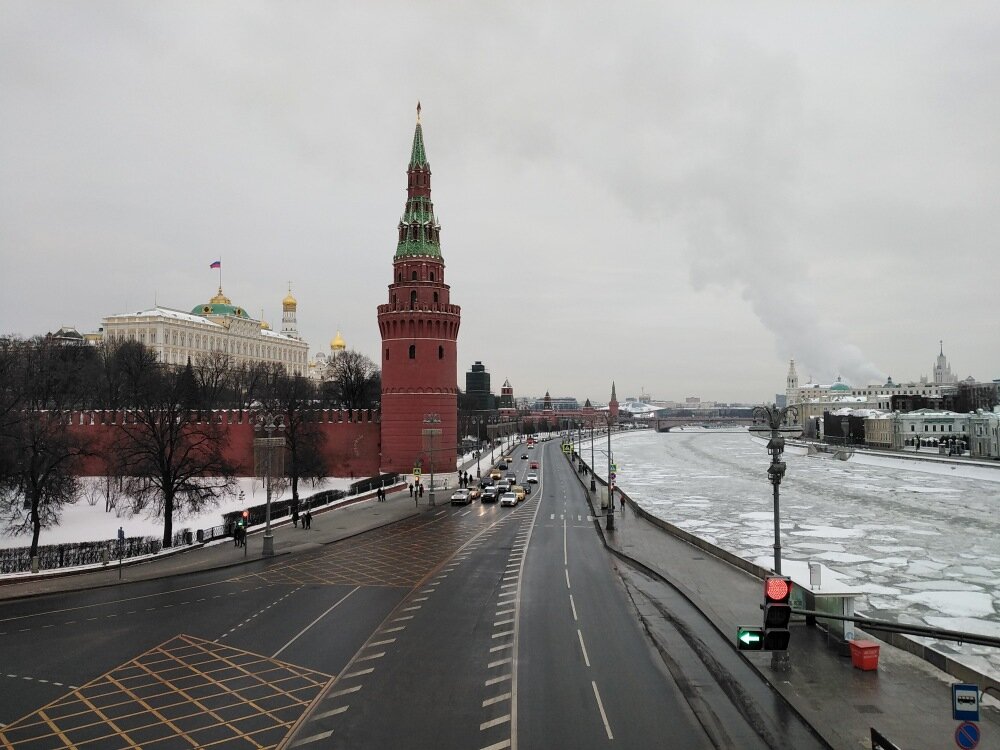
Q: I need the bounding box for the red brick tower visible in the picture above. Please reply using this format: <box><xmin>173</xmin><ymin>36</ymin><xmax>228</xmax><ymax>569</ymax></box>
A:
<box><xmin>377</xmin><ymin>105</ymin><xmax>461</xmax><ymax>475</ymax></box>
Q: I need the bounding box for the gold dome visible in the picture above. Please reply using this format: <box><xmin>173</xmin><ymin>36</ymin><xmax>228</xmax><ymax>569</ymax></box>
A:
<box><xmin>260</xmin><ymin>319</ymin><xmax>271</xmax><ymax>331</ymax></box>
<box><xmin>282</xmin><ymin>285</ymin><xmax>297</xmax><ymax>311</ymax></box>
<box><xmin>330</xmin><ymin>331</ymin><xmax>346</xmax><ymax>351</ymax></box>
<box><xmin>210</xmin><ymin>286</ymin><xmax>232</xmax><ymax>305</ymax></box>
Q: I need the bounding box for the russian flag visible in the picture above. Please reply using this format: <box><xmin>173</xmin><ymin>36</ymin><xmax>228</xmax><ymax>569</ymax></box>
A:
<box><xmin>209</xmin><ymin>261</ymin><xmax>221</xmax><ymax>269</ymax></box>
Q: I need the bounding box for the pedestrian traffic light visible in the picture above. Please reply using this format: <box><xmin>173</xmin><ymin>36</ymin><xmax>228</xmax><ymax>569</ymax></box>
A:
<box><xmin>762</xmin><ymin>575</ymin><xmax>792</xmax><ymax>650</ymax></box>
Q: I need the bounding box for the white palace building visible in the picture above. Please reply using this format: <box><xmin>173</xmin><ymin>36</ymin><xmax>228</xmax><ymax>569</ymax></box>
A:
<box><xmin>100</xmin><ymin>286</ymin><xmax>309</xmax><ymax>375</ymax></box>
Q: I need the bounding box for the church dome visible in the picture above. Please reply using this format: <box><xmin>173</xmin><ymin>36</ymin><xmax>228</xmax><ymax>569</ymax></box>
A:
<box><xmin>260</xmin><ymin>319</ymin><xmax>271</xmax><ymax>331</ymax></box>
<box><xmin>330</xmin><ymin>331</ymin><xmax>346</xmax><ymax>351</ymax></box>
<box><xmin>830</xmin><ymin>382</ymin><xmax>851</xmax><ymax>391</ymax></box>
<box><xmin>282</xmin><ymin>289</ymin><xmax>297</xmax><ymax>311</ymax></box>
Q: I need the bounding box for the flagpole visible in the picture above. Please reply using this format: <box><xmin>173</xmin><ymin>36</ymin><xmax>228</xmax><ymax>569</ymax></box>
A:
<box><xmin>218</xmin><ymin>257</ymin><xmax>222</xmax><ymax>289</ymax></box>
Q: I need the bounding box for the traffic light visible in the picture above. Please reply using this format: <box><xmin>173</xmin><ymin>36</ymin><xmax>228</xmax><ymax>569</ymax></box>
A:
<box><xmin>762</xmin><ymin>576</ymin><xmax>792</xmax><ymax>650</ymax></box>
<box><xmin>241</xmin><ymin>510</ymin><xmax>249</xmax><ymax>527</ymax></box>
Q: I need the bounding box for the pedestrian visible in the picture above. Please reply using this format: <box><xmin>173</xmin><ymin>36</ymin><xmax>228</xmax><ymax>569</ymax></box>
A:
<box><xmin>239</xmin><ymin>525</ymin><xmax>246</xmax><ymax>547</ymax></box>
<box><xmin>409</xmin><ymin>483</ymin><xmax>414</xmax><ymax>498</ymax></box>
<box><xmin>304</xmin><ymin>508</ymin><xmax>312</xmax><ymax>529</ymax></box>
<box><xmin>234</xmin><ymin>525</ymin><xmax>240</xmax><ymax>547</ymax></box>
<box><xmin>418</xmin><ymin>483</ymin><xmax>424</xmax><ymax>498</ymax></box>
<box><xmin>618</xmin><ymin>492</ymin><xmax>625</xmax><ymax>513</ymax></box>
<box><xmin>292</xmin><ymin>505</ymin><xmax>299</xmax><ymax>528</ymax></box>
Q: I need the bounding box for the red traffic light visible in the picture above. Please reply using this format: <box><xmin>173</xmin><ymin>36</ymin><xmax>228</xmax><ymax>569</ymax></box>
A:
<box><xmin>765</xmin><ymin>576</ymin><xmax>791</xmax><ymax>602</ymax></box>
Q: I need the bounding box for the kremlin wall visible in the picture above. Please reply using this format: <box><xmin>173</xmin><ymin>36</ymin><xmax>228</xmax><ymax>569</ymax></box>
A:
<box><xmin>63</xmin><ymin>409</ymin><xmax>381</xmax><ymax>479</ymax></box>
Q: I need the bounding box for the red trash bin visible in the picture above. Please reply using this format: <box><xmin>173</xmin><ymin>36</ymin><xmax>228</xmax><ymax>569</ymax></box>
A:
<box><xmin>849</xmin><ymin>640</ymin><xmax>880</xmax><ymax>671</ymax></box>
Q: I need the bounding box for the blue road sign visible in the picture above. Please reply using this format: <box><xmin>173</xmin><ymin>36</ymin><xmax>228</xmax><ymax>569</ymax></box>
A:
<box><xmin>955</xmin><ymin>721</ymin><xmax>980</xmax><ymax>750</ymax></box>
<box><xmin>953</xmin><ymin>683</ymin><xmax>980</xmax><ymax>722</ymax></box>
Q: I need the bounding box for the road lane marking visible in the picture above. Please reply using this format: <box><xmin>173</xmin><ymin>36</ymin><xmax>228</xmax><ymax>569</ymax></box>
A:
<box><xmin>312</xmin><ymin>705</ymin><xmax>349</xmax><ymax>720</ymax></box>
<box><xmin>494</xmin><ymin>618</ymin><xmax>514</xmax><ymax>626</ymax></box>
<box><xmin>492</xmin><ymin>630</ymin><xmax>514</xmax><ymax>639</ymax></box>
<box><xmin>355</xmin><ymin>652</ymin><xmax>385</xmax><ymax>662</ymax></box>
<box><xmin>392</xmin><ymin>615</ymin><xmax>414</xmax><ymax>621</ymax></box>
<box><xmin>483</xmin><ymin>692</ymin><xmax>511</xmax><ymax>707</ymax></box>
<box><xmin>485</xmin><ymin>674</ymin><xmax>512</xmax><ymax>686</ymax></box>
<box><xmin>490</xmin><ymin>644</ymin><xmax>512</xmax><ymax>653</ymax></box>
<box><xmin>480</xmin><ymin>714</ymin><xmax>511</xmax><ymax>730</ymax></box>
<box><xmin>402</xmin><ymin>605</ymin><xmax>421</xmax><ymax>612</ymax></box>
<box><xmin>577</xmin><ymin>630</ymin><xmax>591</xmax><ymax>667</ymax></box>
<box><xmin>326</xmin><ymin>685</ymin><xmax>362</xmax><ymax>699</ymax></box>
<box><xmin>592</xmin><ymin>681</ymin><xmax>614</xmax><ymax>739</ymax></box>
<box><xmin>496</xmin><ymin>608</ymin><xmax>514</xmax><ymax>616</ymax></box>
<box><xmin>341</xmin><ymin>667</ymin><xmax>374</xmax><ymax>679</ymax></box>
<box><xmin>570</xmin><ymin>594</ymin><xmax>578</xmax><ymax>621</ymax></box>
<box><xmin>272</xmin><ymin>586</ymin><xmax>358</xmax><ymax>658</ymax></box>
<box><xmin>489</xmin><ymin>657</ymin><xmax>512</xmax><ymax>668</ymax></box>
<box><xmin>500</xmin><ymin>583</ymin><xmax>517</xmax><ymax>590</ymax></box>
<box><xmin>564</xmin><ymin>517</ymin><xmax>568</xmax><ymax>565</ymax></box>
<box><xmin>481</xmin><ymin>740</ymin><xmax>511</xmax><ymax>750</ymax></box>
<box><xmin>290</xmin><ymin>730</ymin><xmax>334</xmax><ymax>747</ymax></box>
<box><xmin>382</xmin><ymin>626</ymin><xmax>405</xmax><ymax>633</ymax></box>
<box><xmin>565</xmin><ymin>569</ymin><xmax>571</xmax><ymax>589</ymax></box>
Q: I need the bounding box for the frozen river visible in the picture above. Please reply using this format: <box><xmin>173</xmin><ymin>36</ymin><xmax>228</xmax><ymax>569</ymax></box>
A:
<box><xmin>601</xmin><ymin>428</ymin><xmax>1000</xmax><ymax>681</ymax></box>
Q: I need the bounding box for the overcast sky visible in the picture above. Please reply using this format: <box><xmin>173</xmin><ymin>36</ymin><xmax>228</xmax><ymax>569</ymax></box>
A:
<box><xmin>2</xmin><ymin>2</ymin><xmax>998</xmax><ymax>404</ymax></box>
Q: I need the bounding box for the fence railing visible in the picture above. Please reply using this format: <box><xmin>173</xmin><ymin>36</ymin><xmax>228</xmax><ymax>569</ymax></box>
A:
<box><xmin>1</xmin><ymin>473</ymin><xmax>404</xmax><ymax>575</ymax></box>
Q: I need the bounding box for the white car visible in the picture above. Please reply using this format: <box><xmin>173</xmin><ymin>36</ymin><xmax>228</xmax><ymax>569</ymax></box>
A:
<box><xmin>450</xmin><ymin>489</ymin><xmax>471</xmax><ymax>505</ymax></box>
<box><xmin>500</xmin><ymin>492</ymin><xmax>518</xmax><ymax>507</ymax></box>
<box><xmin>526</xmin><ymin>472</ymin><xmax>539</xmax><ymax>484</ymax></box>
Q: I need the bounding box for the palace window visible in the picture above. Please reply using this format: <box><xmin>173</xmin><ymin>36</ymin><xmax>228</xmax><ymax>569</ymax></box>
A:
<box><xmin>438</xmin><ymin>345</ymin><xmax>444</xmax><ymax>360</ymax></box>
<box><xmin>409</xmin><ymin>345</ymin><xmax>415</xmax><ymax>359</ymax></box>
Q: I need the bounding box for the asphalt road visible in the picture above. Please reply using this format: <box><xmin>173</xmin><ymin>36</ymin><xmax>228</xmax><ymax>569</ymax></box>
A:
<box><xmin>0</xmin><ymin>438</ymin><xmax>822</xmax><ymax>749</ymax></box>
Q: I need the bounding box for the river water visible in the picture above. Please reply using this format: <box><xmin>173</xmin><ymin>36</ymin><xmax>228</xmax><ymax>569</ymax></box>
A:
<box><xmin>601</xmin><ymin>428</ymin><xmax>1000</xmax><ymax>680</ymax></box>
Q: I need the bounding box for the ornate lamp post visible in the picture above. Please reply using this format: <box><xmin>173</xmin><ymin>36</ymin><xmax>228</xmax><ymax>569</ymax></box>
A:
<box><xmin>590</xmin><ymin>417</ymin><xmax>597</xmax><ymax>491</ymax></box>
<box><xmin>254</xmin><ymin>412</ymin><xmax>285</xmax><ymax>557</ymax></box>
<box><xmin>422</xmin><ymin>413</ymin><xmax>441</xmax><ymax>506</ymax></box>
<box><xmin>751</xmin><ymin>403</ymin><xmax>798</xmax><ymax>576</ymax></box>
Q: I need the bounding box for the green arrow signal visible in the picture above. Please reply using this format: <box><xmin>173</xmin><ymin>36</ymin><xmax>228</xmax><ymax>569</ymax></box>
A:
<box><xmin>736</xmin><ymin>626</ymin><xmax>764</xmax><ymax>651</ymax></box>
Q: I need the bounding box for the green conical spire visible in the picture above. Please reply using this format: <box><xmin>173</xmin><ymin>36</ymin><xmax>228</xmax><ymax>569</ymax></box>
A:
<box><xmin>410</xmin><ymin>102</ymin><xmax>428</xmax><ymax>168</ymax></box>
<box><xmin>395</xmin><ymin>102</ymin><xmax>441</xmax><ymax>259</ymax></box>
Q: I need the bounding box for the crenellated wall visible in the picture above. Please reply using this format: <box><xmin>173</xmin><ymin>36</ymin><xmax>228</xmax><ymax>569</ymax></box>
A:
<box><xmin>62</xmin><ymin>409</ymin><xmax>382</xmax><ymax>478</ymax></box>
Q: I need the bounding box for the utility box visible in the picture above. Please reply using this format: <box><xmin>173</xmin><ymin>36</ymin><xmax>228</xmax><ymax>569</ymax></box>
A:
<box><xmin>849</xmin><ymin>640</ymin><xmax>880</xmax><ymax>671</ymax></box>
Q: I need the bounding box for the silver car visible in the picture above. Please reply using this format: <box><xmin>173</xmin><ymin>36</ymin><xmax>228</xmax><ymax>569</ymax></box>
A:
<box><xmin>500</xmin><ymin>492</ymin><xmax>518</xmax><ymax>507</ymax></box>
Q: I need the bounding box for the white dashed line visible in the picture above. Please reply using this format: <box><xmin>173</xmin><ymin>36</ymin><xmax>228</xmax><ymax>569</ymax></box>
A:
<box><xmin>488</xmin><ymin>657</ymin><xmax>512</xmax><ymax>669</ymax></box>
<box><xmin>592</xmin><ymin>681</ymin><xmax>614</xmax><ymax>739</ymax></box>
<box><xmin>482</xmin><ymin>692</ymin><xmax>511</xmax><ymax>707</ymax></box>
<box><xmin>577</xmin><ymin>630</ymin><xmax>591</xmax><ymax>667</ymax></box>
<box><xmin>341</xmin><ymin>668</ymin><xmax>375</xmax><ymax>680</ymax></box>
<box><xmin>312</xmin><ymin>705</ymin><xmax>349</xmax><ymax>720</ymax></box>
<box><xmin>570</xmin><ymin>594</ymin><xmax>578</xmax><ymax>621</ymax></box>
<box><xmin>492</xmin><ymin>630</ymin><xmax>514</xmax><ymax>639</ymax></box>
<box><xmin>480</xmin><ymin>714</ymin><xmax>511</xmax><ymax>730</ymax></box>
<box><xmin>367</xmin><ymin>638</ymin><xmax>396</xmax><ymax>647</ymax></box>
<box><xmin>289</xmin><ymin>730</ymin><xmax>334</xmax><ymax>747</ymax></box>
<box><xmin>326</xmin><ymin>685</ymin><xmax>362</xmax><ymax>699</ymax></box>
<box><xmin>485</xmin><ymin>674</ymin><xmax>512</xmax><ymax>686</ymax></box>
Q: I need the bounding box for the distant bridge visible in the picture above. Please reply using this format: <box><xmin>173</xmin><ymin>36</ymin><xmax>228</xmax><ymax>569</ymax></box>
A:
<box><xmin>654</xmin><ymin>416</ymin><xmax>755</xmax><ymax>432</ymax></box>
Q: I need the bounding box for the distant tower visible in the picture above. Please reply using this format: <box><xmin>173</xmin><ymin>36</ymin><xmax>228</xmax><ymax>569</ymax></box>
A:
<box><xmin>377</xmin><ymin>104</ymin><xmax>461</xmax><ymax>473</ymax></box>
<box><xmin>330</xmin><ymin>331</ymin><xmax>346</xmax><ymax>360</ymax></box>
<box><xmin>932</xmin><ymin>341</ymin><xmax>956</xmax><ymax>384</ymax></box>
<box><xmin>281</xmin><ymin>285</ymin><xmax>299</xmax><ymax>338</ymax></box>
<box><xmin>786</xmin><ymin>359</ymin><xmax>799</xmax><ymax>405</ymax></box>
<box><xmin>609</xmin><ymin>381</ymin><xmax>619</xmax><ymax>422</ymax></box>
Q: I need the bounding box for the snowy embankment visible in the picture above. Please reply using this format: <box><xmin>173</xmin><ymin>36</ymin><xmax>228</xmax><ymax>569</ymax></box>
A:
<box><xmin>0</xmin><ymin>442</ymin><xmax>512</xmax><ymax>551</ymax></box>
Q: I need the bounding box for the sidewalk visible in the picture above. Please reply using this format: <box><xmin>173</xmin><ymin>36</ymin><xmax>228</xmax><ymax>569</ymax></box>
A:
<box><xmin>591</xmin><ymin>486</ymin><xmax>1000</xmax><ymax>749</ymax></box>
<box><xmin>0</xmin><ymin>484</ymin><xmax>425</xmax><ymax>602</ymax></box>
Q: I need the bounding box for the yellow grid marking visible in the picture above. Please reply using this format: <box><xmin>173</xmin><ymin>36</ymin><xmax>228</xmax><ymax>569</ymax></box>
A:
<box><xmin>0</xmin><ymin>635</ymin><xmax>331</xmax><ymax>750</ymax></box>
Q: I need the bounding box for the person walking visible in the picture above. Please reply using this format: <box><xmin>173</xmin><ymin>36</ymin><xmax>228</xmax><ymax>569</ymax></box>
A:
<box><xmin>408</xmin><ymin>483</ymin><xmax>414</xmax><ymax>499</ymax></box>
<box><xmin>418</xmin><ymin>483</ymin><xmax>424</xmax><ymax>499</ymax></box>
<box><xmin>292</xmin><ymin>505</ymin><xmax>299</xmax><ymax>528</ymax></box>
<box><xmin>304</xmin><ymin>508</ymin><xmax>312</xmax><ymax>529</ymax></box>
<box><xmin>618</xmin><ymin>492</ymin><xmax>625</xmax><ymax>513</ymax></box>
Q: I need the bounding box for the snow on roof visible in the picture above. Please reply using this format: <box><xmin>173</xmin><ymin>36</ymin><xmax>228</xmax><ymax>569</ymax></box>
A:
<box><xmin>105</xmin><ymin>306</ymin><xmax>222</xmax><ymax>327</ymax></box>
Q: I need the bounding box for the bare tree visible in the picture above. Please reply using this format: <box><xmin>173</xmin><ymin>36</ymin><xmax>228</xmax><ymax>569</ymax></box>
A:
<box><xmin>262</xmin><ymin>373</ymin><xmax>327</xmax><ymax>508</ymax></box>
<box><xmin>0</xmin><ymin>337</ymin><xmax>89</xmax><ymax>559</ymax></box>
<box><xmin>323</xmin><ymin>350</ymin><xmax>380</xmax><ymax>410</ymax></box>
<box><xmin>194</xmin><ymin>351</ymin><xmax>234</xmax><ymax>408</ymax></box>
<box><xmin>114</xmin><ymin>348</ymin><xmax>237</xmax><ymax>548</ymax></box>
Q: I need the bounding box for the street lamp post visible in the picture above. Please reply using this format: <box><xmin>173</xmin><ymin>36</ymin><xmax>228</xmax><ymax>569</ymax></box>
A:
<box><xmin>590</xmin><ymin>419</ymin><xmax>596</xmax><ymax>491</ymax></box>
<box><xmin>751</xmin><ymin>403</ymin><xmax>797</xmax><ymax>576</ymax></box>
<box><xmin>423</xmin><ymin>413</ymin><xmax>441</xmax><ymax>506</ymax></box>
<box><xmin>606</xmin><ymin>416</ymin><xmax>615</xmax><ymax>531</ymax></box>
<box><xmin>254</xmin><ymin>412</ymin><xmax>285</xmax><ymax>558</ymax></box>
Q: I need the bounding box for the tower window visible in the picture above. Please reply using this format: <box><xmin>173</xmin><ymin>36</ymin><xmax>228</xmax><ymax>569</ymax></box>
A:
<box><xmin>409</xmin><ymin>345</ymin><xmax>416</xmax><ymax>359</ymax></box>
<box><xmin>412</xmin><ymin>271</ymin><xmax>418</xmax><ymax>280</ymax></box>
<box><xmin>438</xmin><ymin>345</ymin><xmax>444</xmax><ymax>360</ymax></box>
<box><xmin>429</xmin><ymin>271</ymin><xmax>435</xmax><ymax>282</ymax></box>
<box><xmin>386</xmin><ymin>348</ymin><xmax>389</xmax><ymax>360</ymax></box>
<box><xmin>433</xmin><ymin>292</ymin><xmax>438</xmax><ymax>303</ymax></box>
<box><xmin>410</xmin><ymin>290</ymin><xmax>417</xmax><ymax>308</ymax></box>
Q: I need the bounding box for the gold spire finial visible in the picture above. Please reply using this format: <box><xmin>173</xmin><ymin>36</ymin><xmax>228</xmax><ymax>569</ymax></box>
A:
<box><xmin>416</xmin><ymin>101</ymin><xmax>422</xmax><ymax>124</ymax></box>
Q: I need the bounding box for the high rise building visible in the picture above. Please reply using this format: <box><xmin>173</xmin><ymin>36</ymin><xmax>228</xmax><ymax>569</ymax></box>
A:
<box><xmin>377</xmin><ymin>105</ymin><xmax>461</xmax><ymax>473</ymax></box>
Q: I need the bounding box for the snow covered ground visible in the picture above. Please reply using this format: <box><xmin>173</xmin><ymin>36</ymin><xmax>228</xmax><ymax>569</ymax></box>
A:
<box><xmin>0</xmin><ymin>444</ymin><xmax>508</xmax><ymax>549</ymax></box>
<box><xmin>597</xmin><ymin>429</ymin><xmax>1000</xmax><ymax>681</ymax></box>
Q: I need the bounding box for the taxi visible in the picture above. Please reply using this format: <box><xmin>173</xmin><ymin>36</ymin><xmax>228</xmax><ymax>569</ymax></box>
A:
<box><xmin>490</xmin><ymin>467</ymin><xmax>502</xmax><ymax>480</ymax></box>
<box><xmin>512</xmin><ymin>485</ymin><xmax>526</xmax><ymax>502</ymax></box>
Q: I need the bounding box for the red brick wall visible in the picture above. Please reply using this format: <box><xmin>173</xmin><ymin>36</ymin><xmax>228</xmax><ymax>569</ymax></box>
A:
<box><xmin>64</xmin><ymin>410</ymin><xmax>382</xmax><ymax>478</ymax></box>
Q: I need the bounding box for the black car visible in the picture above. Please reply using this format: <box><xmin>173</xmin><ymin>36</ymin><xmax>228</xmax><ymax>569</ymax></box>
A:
<box><xmin>482</xmin><ymin>487</ymin><xmax>499</xmax><ymax>503</ymax></box>
<box><xmin>497</xmin><ymin>462</ymin><xmax>508</xmax><ymax>470</ymax></box>
<box><xmin>520</xmin><ymin>454</ymin><xmax>528</xmax><ymax>460</ymax></box>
